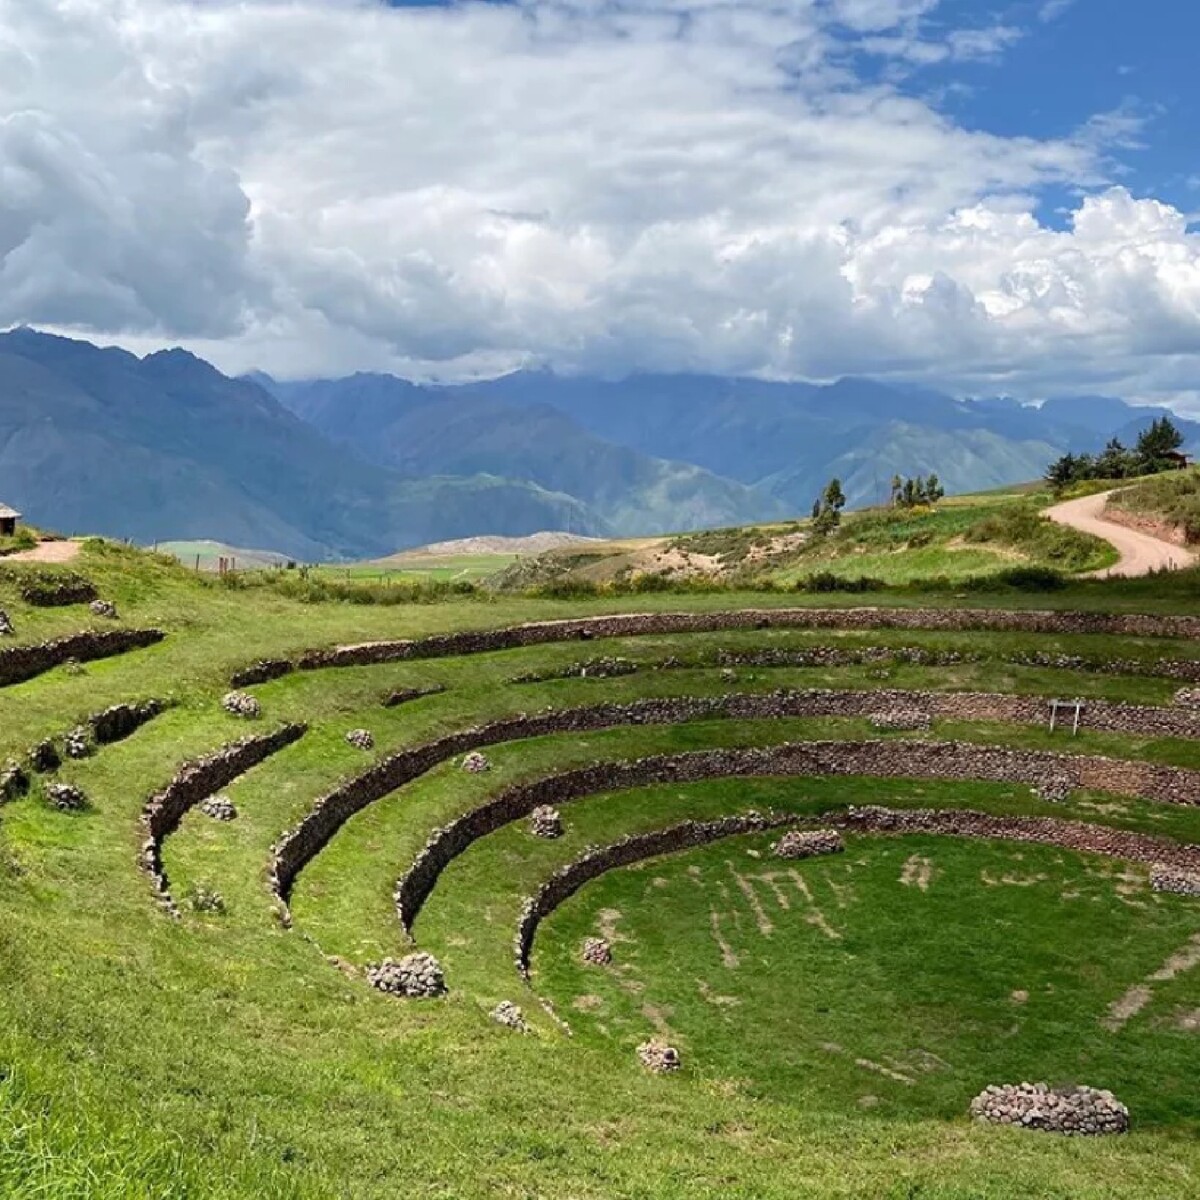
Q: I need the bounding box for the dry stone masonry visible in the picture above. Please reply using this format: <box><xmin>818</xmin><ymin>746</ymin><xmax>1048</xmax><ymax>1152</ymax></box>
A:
<box><xmin>489</xmin><ymin>1001</ymin><xmax>529</xmax><ymax>1032</ymax></box>
<box><xmin>1150</xmin><ymin>865</ymin><xmax>1200</xmax><ymax>896</ymax></box>
<box><xmin>382</xmin><ymin>685</ymin><xmax>446</xmax><ymax>709</ymax></box>
<box><xmin>90</xmin><ymin>700</ymin><xmax>164</xmax><ymax>745</ymax></box>
<box><xmin>221</xmin><ymin>691</ymin><xmax>261</xmax><ymax>719</ymax></box>
<box><xmin>199</xmin><ymin>795</ymin><xmax>238</xmax><ymax>822</ymax></box>
<box><xmin>18</xmin><ymin>571</ymin><xmax>97</xmax><ymax>607</ymax></box>
<box><xmin>514</xmin><ymin>813</ymin><xmax>796</xmax><ymax>976</ymax></box>
<box><xmin>581</xmin><ymin>937</ymin><xmax>613</xmax><ymax>966</ymax></box>
<box><xmin>228</xmin><ymin>605</ymin><xmax>1200</xmax><ymax>689</ymax></box>
<box><xmin>970</xmin><ymin>1083</ymin><xmax>1129</xmax><ymax>1135</ymax></box>
<box><xmin>45</xmin><ymin>782</ymin><xmax>88</xmax><ymax>812</ymax></box>
<box><xmin>140</xmin><ymin>724</ymin><xmax>306</xmax><ymax>913</ymax></box>
<box><xmin>529</xmin><ymin>805</ymin><xmax>564</xmax><ymax>839</ymax></box>
<box><xmin>0</xmin><ymin>760</ymin><xmax>29</xmax><ymax>803</ymax></box>
<box><xmin>277</xmin><ymin>686</ymin><xmax>1200</xmax><ymax>926</ymax></box>
<box><xmin>637</xmin><ymin>1040</ymin><xmax>681</xmax><ymax>1073</ymax></box>
<box><xmin>394</xmin><ymin>732</ymin><xmax>1200</xmax><ymax>937</ymax></box>
<box><xmin>28</xmin><ymin>739</ymin><xmax>60</xmax><ymax>773</ymax></box>
<box><xmin>367</xmin><ymin>952</ymin><xmax>447</xmax><ymax>998</ymax></box>
<box><xmin>772</xmin><ymin>829</ymin><xmax>845</xmax><ymax>859</ymax></box>
<box><xmin>62</xmin><ymin>726</ymin><xmax>91</xmax><ymax>760</ymax></box>
<box><xmin>0</xmin><ymin>629</ymin><xmax>163</xmax><ymax>689</ymax></box>
<box><xmin>345</xmin><ymin>729</ymin><xmax>375</xmax><ymax>751</ymax></box>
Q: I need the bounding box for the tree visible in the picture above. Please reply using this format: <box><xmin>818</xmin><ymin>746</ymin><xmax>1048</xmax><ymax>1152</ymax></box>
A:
<box><xmin>901</xmin><ymin>478</ymin><xmax>917</xmax><ymax>507</ymax></box>
<box><xmin>925</xmin><ymin>473</ymin><xmax>944</xmax><ymax>504</ymax></box>
<box><xmin>823</xmin><ymin>477</ymin><xmax>846</xmax><ymax>516</ymax></box>
<box><xmin>1045</xmin><ymin>453</ymin><xmax>1077</xmax><ymax>491</ymax></box>
<box><xmin>889</xmin><ymin>474</ymin><xmax>903</xmax><ymax>507</ymax></box>
<box><xmin>1097</xmin><ymin>438</ymin><xmax>1132</xmax><ymax>480</ymax></box>
<box><xmin>1136</xmin><ymin>416</ymin><xmax>1185</xmax><ymax>472</ymax></box>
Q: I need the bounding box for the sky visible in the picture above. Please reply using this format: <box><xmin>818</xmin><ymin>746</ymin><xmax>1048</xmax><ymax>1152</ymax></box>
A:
<box><xmin>2</xmin><ymin>0</ymin><xmax>1199</xmax><ymax>406</ymax></box>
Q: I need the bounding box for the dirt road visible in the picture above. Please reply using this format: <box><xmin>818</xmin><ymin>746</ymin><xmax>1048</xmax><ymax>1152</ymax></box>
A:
<box><xmin>1044</xmin><ymin>490</ymin><xmax>1197</xmax><ymax>578</ymax></box>
<box><xmin>5</xmin><ymin>540</ymin><xmax>82</xmax><ymax>564</ymax></box>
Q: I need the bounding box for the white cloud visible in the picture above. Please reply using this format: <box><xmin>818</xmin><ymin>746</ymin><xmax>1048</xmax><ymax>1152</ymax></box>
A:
<box><xmin>1</xmin><ymin>0</ymin><xmax>1198</xmax><ymax>408</ymax></box>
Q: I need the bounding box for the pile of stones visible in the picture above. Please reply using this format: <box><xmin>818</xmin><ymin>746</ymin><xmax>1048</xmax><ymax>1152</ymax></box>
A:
<box><xmin>345</xmin><ymin>729</ymin><xmax>375</xmax><ymax>751</ymax></box>
<box><xmin>1175</xmin><ymin>688</ymin><xmax>1200</xmax><ymax>707</ymax></box>
<box><xmin>1150</xmin><ymin>865</ymin><xmax>1200</xmax><ymax>896</ymax></box>
<box><xmin>367</xmin><ymin>952</ymin><xmax>447</xmax><ymax>998</ymax></box>
<box><xmin>221</xmin><ymin>691</ymin><xmax>261</xmax><ymax>719</ymax></box>
<box><xmin>637</xmin><ymin>1040</ymin><xmax>681</xmax><ymax>1074</ymax></box>
<box><xmin>199</xmin><ymin>795</ymin><xmax>238</xmax><ymax>822</ymax></box>
<box><xmin>772</xmin><ymin>829</ymin><xmax>845</xmax><ymax>860</ymax></box>
<box><xmin>461</xmin><ymin>751</ymin><xmax>491</xmax><ymax>774</ymax></box>
<box><xmin>969</xmin><ymin>1083</ymin><xmax>1129</xmax><ymax>1135</ymax></box>
<box><xmin>28</xmin><ymin>739</ymin><xmax>60</xmax><ymax>773</ymax></box>
<box><xmin>489</xmin><ymin>1001</ymin><xmax>529</xmax><ymax>1032</ymax></box>
<box><xmin>189</xmin><ymin>886</ymin><xmax>226</xmax><ymax>914</ymax></box>
<box><xmin>581</xmin><ymin>937</ymin><xmax>612</xmax><ymax>966</ymax></box>
<box><xmin>869</xmin><ymin>708</ymin><xmax>931</xmax><ymax>732</ymax></box>
<box><xmin>63</xmin><ymin>726</ymin><xmax>92</xmax><ymax>760</ymax></box>
<box><xmin>0</xmin><ymin>609</ymin><xmax>12</xmax><ymax>636</ymax></box>
<box><xmin>89</xmin><ymin>599</ymin><xmax>119</xmax><ymax>619</ymax></box>
<box><xmin>1032</xmin><ymin>778</ymin><xmax>1074</xmax><ymax>804</ymax></box>
<box><xmin>45</xmin><ymin>782</ymin><xmax>88</xmax><ymax>812</ymax></box>
<box><xmin>529</xmin><ymin>805</ymin><xmax>564</xmax><ymax>839</ymax></box>
<box><xmin>0</xmin><ymin>759</ymin><xmax>29</xmax><ymax>803</ymax></box>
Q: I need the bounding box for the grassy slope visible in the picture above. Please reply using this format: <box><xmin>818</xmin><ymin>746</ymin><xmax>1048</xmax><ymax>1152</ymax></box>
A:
<box><xmin>3</xmin><ymin>543</ymin><xmax>1200</xmax><ymax>1196</ymax></box>
<box><xmin>1107</xmin><ymin>469</ymin><xmax>1200</xmax><ymax>542</ymax></box>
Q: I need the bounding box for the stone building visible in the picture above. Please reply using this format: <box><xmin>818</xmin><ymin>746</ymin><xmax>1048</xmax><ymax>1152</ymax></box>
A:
<box><xmin>0</xmin><ymin>503</ymin><xmax>20</xmax><ymax>537</ymax></box>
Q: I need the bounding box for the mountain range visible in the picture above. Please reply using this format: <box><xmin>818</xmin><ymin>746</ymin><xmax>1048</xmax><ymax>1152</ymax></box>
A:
<box><xmin>0</xmin><ymin>328</ymin><xmax>1195</xmax><ymax>559</ymax></box>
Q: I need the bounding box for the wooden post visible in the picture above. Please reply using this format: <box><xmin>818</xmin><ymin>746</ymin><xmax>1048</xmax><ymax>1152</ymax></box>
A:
<box><xmin>1049</xmin><ymin>700</ymin><xmax>1058</xmax><ymax>734</ymax></box>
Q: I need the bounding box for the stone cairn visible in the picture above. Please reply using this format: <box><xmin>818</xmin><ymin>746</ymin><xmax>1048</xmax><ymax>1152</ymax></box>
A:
<box><xmin>345</xmin><ymin>729</ymin><xmax>375</xmax><ymax>751</ymax></box>
<box><xmin>490</xmin><ymin>1001</ymin><xmax>529</xmax><ymax>1032</ymax></box>
<box><xmin>0</xmin><ymin>759</ymin><xmax>29</xmax><ymax>803</ymax></box>
<box><xmin>63</xmin><ymin>726</ymin><xmax>92</xmax><ymax>760</ymax></box>
<box><xmin>1150</xmin><ymin>865</ymin><xmax>1200</xmax><ymax>896</ymax></box>
<box><xmin>637</xmin><ymin>1040</ymin><xmax>681</xmax><ymax>1074</ymax></box>
<box><xmin>772</xmin><ymin>829</ymin><xmax>845</xmax><ymax>860</ymax></box>
<box><xmin>1032</xmin><ymin>778</ymin><xmax>1074</xmax><ymax>804</ymax></box>
<box><xmin>461</xmin><ymin>751</ymin><xmax>491</xmax><ymax>774</ymax></box>
<box><xmin>367</xmin><ymin>952</ymin><xmax>447</xmax><ymax>998</ymax></box>
<box><xmin>529</xmin><ymin>805</ymin><xmax>564</xmax><ymax>839</ymax></box>
<box><xmin>221</xmin><ymin>691</ymin><xmax>261</xmax><ymax>719</ymax></box>
<box><xmin>45</xmin><ymin>782</ymin><xmax>88</xmax><ymax>812</ymax></box>
<box><xmin>89</xmin><ymin>599</ymin><xmax>119</xmax><ymax>619</ymax></box>
<box><xmin>581</xmin><ymin>937</ymin><xmax>613</xmax><ymax>966</ymax></box>
<box><xmin>970</xmin><ymin>1083</ymin><xmax>1129</xmax><ymax>1136</ymax></box>
<box><xmin>0</xmin><ymin>609</ymin><xmax>12</xmax><ymax>637</ymax></box>
<box><xmin>199</xmin><ymin>795</ymin><xmax>238</xmax><ymax>822</ymax></box>
<box><xmin>28</xmin><ymin>739</ymin><xmax>61</xmax><ymax>773</ymax></box>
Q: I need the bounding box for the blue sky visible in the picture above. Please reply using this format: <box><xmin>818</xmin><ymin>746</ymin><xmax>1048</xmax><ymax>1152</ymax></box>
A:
<box><xmin>5</xmin><ymin>0</ymin><xmax>1200</xmax><ymax>407</ymax></box>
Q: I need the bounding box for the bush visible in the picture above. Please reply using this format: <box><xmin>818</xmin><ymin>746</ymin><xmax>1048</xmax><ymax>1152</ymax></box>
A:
<box><xmin>796</xmin><ymin>571</ymin><xmax>887</xmax><ymax>594</ymax></box>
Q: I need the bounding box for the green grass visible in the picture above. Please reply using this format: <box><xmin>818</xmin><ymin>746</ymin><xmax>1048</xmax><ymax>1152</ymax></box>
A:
<box><xmin>1108</xmin><ymin>470</ymin><xmax>1200</xmax><ymax>543</ymax></box>
<box><xmin>5</xmin><ymin>536</ymin><xmax>1200</xmax><ymax>1196</ymax></box>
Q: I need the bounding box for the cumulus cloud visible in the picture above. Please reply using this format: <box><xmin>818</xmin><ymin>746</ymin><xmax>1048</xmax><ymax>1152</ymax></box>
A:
<box><xmin>2</xmin><ymin>0</ymin><xmax>1199</xmax><ymax>406</ymax></box>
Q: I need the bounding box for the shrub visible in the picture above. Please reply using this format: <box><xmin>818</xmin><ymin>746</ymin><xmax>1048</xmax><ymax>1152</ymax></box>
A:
<box><xmin>797</xmin><ymin>571</ymin><xmax>887</xmax><ymax>594</ymax></box>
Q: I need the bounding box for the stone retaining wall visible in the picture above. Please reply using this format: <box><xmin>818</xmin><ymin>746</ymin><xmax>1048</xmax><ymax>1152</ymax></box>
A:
<box><xmin>270</xmin><ymin>686</ymin><xmax>1200</xmax><ymax>919</ymax></box>
<box><xmin>514</xmin><ymin>813</ymin><xmax>796</xmax><ymax>975</ymax></box>
<box><xmin>141</xmin><ymin>724</ymin><xmax>306</xmax><ymax>912</ymax></box>
<box><xmin>231</xmin><ymin>606</ymin><xmax>1200</xmax><ymax>687</ymax></box>
<box><xmin>90</xmin><ymin>700</ymin><xmax>165</xmax><ymax>745</ymax></box>
<box><xmin>394</xmin><ymin>737</ymin><xmax>1200</xmax><ymax>933</ymax></box>
<box><xmin>513</xmin><ymin>804</ymin><xmax>1200</xmax><ymax>977</ymax></box>
<box><xmin>0</xmin><ymin>629</ymin><xmax>165</xmax><ymax>688</ymax></box>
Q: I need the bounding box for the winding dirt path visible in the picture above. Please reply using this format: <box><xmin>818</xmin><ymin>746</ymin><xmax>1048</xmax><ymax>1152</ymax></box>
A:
<box><xmin>5</xmin><ymin>539</ymin><xmax>82</xmax><ymax>564</ymax></box>
<box><xmin>1044</xmin><ymin>490</ymin><xmax>1196</xmax><ymax>578</ymax></box>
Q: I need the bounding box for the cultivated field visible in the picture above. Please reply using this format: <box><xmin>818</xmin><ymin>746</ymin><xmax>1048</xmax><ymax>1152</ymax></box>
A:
<box><xmin>3</xmin><ymin>540</ymin><xmax>1200</xmax><ymax>1197</ymax></box>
